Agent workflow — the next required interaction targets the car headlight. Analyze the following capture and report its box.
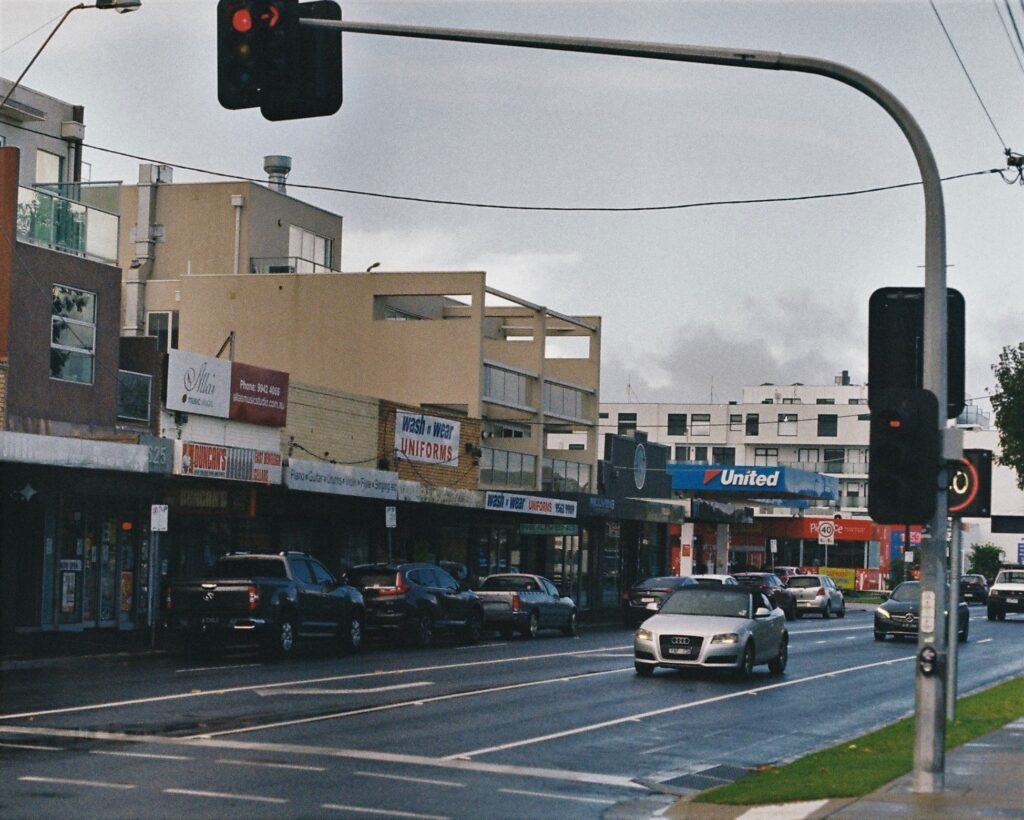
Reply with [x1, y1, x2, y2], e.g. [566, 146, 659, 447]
[711, 633, 739, 644]
[636, 627, 653, 641]
[876, 609, 891, 620]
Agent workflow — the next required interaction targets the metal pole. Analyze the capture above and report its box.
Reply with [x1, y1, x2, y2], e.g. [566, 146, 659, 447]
[314, 17, 948, 790]
[946, 519, 961, 721]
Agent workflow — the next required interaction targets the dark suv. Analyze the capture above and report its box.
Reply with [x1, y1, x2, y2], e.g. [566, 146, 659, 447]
[732, 572, 797, 621]
[348, 562, 485, 647]
[959, 574, 988, 604]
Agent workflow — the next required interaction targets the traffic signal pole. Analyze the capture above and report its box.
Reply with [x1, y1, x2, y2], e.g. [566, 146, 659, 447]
[307, 17, 951, 791]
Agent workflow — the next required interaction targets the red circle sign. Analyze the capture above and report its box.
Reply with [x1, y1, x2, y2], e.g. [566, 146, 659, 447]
[948, 456, 979, 514]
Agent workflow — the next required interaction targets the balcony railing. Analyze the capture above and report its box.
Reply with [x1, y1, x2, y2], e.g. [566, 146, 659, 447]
[250, 256, 336, 274]
[780, 460, 868, 476]
[16, 185, 119, 264]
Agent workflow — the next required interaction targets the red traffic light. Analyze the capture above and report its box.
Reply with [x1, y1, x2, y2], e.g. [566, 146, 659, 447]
[231, 8, 253, 32]
[887, 418, 902, 429]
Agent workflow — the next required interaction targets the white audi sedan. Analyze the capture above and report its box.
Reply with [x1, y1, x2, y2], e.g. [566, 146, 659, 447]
[633, 586, 788, 678]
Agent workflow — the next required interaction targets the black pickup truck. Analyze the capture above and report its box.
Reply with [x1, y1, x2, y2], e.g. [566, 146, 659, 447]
[164, 552, 365, 657]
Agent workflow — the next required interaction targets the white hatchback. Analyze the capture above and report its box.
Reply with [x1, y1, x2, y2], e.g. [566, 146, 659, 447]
[633, 586, 788, 678]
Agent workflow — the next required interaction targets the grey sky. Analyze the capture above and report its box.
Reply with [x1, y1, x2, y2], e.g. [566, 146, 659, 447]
[2, 0, 1021, 406]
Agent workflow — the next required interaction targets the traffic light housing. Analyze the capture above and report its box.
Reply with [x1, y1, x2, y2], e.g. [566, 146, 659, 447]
[868, 387, 940, 525]
[217, 0, 342, 121]
[868, 287, 965, 420]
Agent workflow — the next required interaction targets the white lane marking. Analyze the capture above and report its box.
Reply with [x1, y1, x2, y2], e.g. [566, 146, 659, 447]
[354, 771, 464, 788]
[977, 638, 993, 644]
[257, 682, 433, 697]
[191, 668, 630, 739]
[19, 775, 134, 790]
[164, 787, 287, 804]
[454, 642, 503, 650]
[0, 741, 62, 751]
[90, 750, 191, 761]
[846, 636, 858, 640]
[0, 725, 645, 791]
[448, 655, 916, 759]
[738, 799, 830, 819]
[176, 663, 263, 674]
[498, 787, 616, 805]
[217, 758, 327, 772]
[0, 645, 628, 721]
[323, 804, 448, 819]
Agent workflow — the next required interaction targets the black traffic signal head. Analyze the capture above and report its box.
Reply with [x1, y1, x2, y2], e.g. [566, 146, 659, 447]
[868, 387, 940, 525]
[217, 0, 342, 120]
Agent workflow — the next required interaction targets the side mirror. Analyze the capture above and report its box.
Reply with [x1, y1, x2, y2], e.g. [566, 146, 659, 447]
[754, 606, 772, 618]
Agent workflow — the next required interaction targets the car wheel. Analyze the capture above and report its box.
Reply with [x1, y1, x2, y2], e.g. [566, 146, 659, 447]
[339, 614, 363, 654]
[463, 610, 483, 645]
[634, 662, 654, 677]
[521, 611, 539, 639]
[562, 610, 579, 637]
[768, 635, 788, 676]
[874, 630, 886, 641]
[987, 607, 996, 621]
[823, 602, 832, 620]
[737, 642, 755, 679]
[785, 604, 796, 621]
[836, 602, 846, 619]
[409, 610, 434, 647]
[265, 614, 296, 659]
[998, 611, 1006, 622]
[958, 621, 969, 643]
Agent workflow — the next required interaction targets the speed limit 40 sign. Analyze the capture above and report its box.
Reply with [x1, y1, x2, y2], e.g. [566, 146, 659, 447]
[817, 521, 836, 545]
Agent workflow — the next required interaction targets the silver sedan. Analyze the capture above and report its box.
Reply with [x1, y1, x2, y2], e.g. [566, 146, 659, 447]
[633, 586, 788, 678]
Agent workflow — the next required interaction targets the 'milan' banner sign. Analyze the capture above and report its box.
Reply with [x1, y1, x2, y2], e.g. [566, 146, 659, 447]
[394, 410, 461, 466]
[166, 350, 288, 427]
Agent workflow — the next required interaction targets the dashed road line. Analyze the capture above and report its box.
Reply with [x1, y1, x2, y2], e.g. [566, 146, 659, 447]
[355, 771, 465, 788]
[217, 757, 327, 771]
[323, 804, 448, 819]
[164, 787, 287, 804]
[498, 787, 616, 805]
[90, 749, 191, 761]
[19, 775, 135, 790]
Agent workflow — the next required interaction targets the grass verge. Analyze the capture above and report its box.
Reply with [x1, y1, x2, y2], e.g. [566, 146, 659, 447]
[694, 675, 1024, 805]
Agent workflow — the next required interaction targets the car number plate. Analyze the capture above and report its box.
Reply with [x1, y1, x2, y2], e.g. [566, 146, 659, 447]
[640, 597, 656, 603]
[1008, 597, 1019, 604]
[667, 647, 696, 657]
[201, 616, 219, 625]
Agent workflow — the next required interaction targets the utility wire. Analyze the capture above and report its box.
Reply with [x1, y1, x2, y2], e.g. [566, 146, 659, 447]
[994, 0, 1024, 79]
[1006, 0, 1024, 65]
[930, 0, 1009, 151]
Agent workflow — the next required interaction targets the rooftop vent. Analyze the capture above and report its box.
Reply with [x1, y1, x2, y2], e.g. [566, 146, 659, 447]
[264, 155, 292, 194]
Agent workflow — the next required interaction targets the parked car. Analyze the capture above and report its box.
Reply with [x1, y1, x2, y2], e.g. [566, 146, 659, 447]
[475, 573, 578, 638]
[621, 575, 697, 627]
[690, 574, 738, 587]
[348, 562, 485, 646]
[163, 551, 365, 657]
[773, 566, 803, 584]
[732, 572, 798, 621]
[987, 565, 1024, 621]
[959, 573, 989, 604]
[787, 574, 846, 618]
[874, 581, 969, 642]
[633, 586, 788, 678]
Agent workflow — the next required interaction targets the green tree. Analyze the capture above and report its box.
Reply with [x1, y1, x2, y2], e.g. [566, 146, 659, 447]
[967, 542, 1005, 582]
[991, 342, 1024, 490]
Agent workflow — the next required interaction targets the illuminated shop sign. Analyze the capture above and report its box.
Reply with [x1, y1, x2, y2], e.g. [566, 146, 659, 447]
[485, 491, 577, 519]
[394, 409, 461, 466]
[175, 441, 282, 485]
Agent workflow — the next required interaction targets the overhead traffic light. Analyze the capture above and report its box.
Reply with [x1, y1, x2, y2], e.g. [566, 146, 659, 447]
[868, 387, 940, 525]
[217, 0, 342, 121]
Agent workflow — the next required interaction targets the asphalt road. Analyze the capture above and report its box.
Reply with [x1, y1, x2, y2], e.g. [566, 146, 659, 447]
[2, 607, 1023, 819]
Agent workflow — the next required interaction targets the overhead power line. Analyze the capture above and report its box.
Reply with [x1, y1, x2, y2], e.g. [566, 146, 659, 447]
[993, 0, 1024, 79]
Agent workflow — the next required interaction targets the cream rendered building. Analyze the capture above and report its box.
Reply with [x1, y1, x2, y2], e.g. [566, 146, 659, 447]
[118, 167, 601, 495]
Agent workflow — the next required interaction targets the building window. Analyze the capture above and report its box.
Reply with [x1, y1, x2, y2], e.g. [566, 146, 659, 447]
[729, 413, 742, 432]
[712, 446, 735, 465]
[544, 382, 587, 420]
[487, 421, 530, 439]
[568, 443, 585, 451]
[816, 398, 835, 405]
[288, 225, 333, 272]
[848, 398, 865, 405]
[823, 447, 845, 473]
[36, 149, 64, 185]
[817, 414, 838, 437]
[617, 412, 637, 436]
[782, 398, 801, 404]
[483, 365, 530, 407]
[146, 311, 179, 352]
[754, 447, 778, 467]
[674, 445, 688, 461]
[798, 447, 820, 465]
[481, 448, 537, 489]
[667, 413, 687, 435]
[692, 446, 708, 464]
[543, 457, 591, 493]
[778, 413, 798, 436]
[745, 413, 760, 436]
[117, 370, 152, 422]
[691, 413, 711, 436]
[51, 284, 96, 385]
[598, 411, 609, 419]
